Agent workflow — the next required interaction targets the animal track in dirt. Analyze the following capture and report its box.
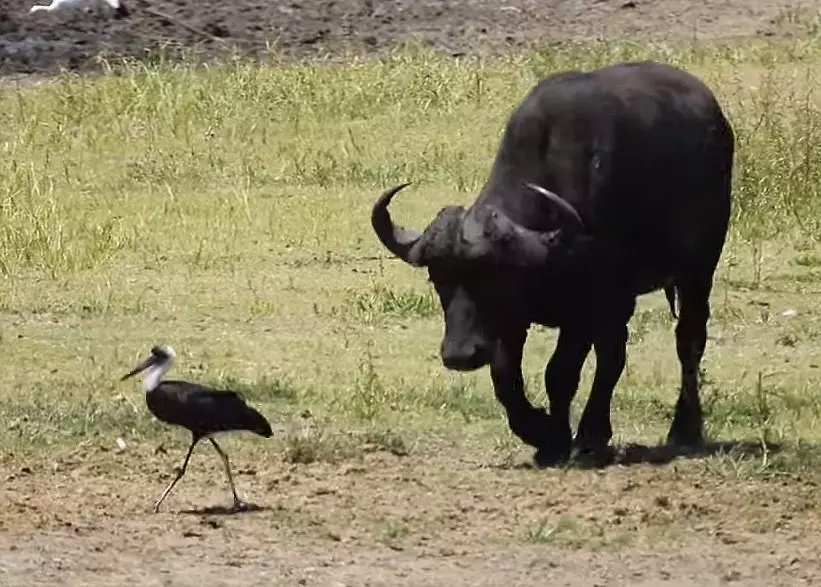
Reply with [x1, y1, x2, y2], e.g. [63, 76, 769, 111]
[0, 0, 812, 76]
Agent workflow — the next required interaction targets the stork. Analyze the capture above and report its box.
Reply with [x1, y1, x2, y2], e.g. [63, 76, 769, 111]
[29, 0, 129, 19]
[120, 344, 272, 513]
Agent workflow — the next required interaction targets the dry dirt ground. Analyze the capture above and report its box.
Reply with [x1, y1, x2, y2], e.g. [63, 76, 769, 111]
[1, 442, 821, 587]
[0, 0, 817, 75]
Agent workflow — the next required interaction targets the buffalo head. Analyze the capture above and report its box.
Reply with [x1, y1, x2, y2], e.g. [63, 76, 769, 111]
[371, 182, 585, 371]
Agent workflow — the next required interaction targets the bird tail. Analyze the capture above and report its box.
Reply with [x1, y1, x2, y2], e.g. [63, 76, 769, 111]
[242, 405, 273, 438]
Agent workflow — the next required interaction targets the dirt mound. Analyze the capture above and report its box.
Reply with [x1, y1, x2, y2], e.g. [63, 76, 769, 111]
[0, 0, 805, 76]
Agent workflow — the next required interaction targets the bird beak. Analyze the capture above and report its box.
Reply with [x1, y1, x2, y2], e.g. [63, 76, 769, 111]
[120, 355, 158, 381]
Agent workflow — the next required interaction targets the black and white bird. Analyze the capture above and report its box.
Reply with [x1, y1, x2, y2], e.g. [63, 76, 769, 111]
[29, 0, 129, 19]
[120, 344, 273, 513]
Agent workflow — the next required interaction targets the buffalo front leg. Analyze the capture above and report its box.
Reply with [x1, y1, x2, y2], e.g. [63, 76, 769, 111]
[541, 328, 593, 467]
[574, 322, 630, 463]
[490, 327, 553, 457]
[667, 279, 712, 447]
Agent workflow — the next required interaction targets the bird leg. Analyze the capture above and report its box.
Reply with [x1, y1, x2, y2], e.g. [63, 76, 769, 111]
[208, 437, 247, 512]
[153, 436, 200, 513]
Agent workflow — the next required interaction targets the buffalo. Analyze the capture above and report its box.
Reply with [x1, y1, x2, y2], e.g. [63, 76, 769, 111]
[371, 60, 734, 466]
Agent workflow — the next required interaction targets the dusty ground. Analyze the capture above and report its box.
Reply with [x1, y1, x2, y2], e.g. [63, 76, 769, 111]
[0, 0, 818, 75]
[1, 441, 820, 587]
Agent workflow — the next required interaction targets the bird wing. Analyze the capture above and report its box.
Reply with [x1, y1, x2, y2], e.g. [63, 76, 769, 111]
[152, 380, 272, 437]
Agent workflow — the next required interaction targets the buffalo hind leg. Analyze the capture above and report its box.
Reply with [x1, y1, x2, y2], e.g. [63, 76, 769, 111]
[667, 277, 713, 447]
[574, 321, 631, 464]
[539, 328, 593, 467]
[490, 327, 554, 458]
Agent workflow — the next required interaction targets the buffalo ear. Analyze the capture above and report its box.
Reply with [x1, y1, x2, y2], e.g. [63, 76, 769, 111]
[494, 225, 565, 267]
[407, 205, 468, 266]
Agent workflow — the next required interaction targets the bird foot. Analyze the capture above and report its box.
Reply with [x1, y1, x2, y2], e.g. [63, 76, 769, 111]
[233, 500, 249, 513]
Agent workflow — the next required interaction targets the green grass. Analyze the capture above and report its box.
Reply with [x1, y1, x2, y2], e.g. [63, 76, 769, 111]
[3, 38, 821, 478]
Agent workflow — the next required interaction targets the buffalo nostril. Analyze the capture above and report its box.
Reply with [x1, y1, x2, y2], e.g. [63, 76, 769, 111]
[441, 346, 489, 372]
[441, 353, 463, 369]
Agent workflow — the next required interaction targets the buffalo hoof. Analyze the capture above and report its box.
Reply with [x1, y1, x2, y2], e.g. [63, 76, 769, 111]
[570, 443, 617, 469]
[532, 444, 571, 469]
[666, 419, 704, 449]
[531, 425, 572, 469]
[508, 407, 554, 449]
[572, 431, 616, 468]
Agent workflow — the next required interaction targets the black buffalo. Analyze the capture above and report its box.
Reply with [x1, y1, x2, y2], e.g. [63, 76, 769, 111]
[371, 60, 734, 466]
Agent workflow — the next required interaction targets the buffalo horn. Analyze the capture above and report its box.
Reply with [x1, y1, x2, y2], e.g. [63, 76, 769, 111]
[524, 182, 585, 231]
[371, 182, 425, 266]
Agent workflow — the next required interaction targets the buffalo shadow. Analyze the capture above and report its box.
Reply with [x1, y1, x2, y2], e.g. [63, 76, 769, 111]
[612, 439, 782, 467]
[500, 439, 783, 471]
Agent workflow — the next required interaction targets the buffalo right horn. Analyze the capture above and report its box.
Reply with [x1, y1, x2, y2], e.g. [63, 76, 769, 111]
[524, 183, 585, 231]
[371, 182, 425, 266]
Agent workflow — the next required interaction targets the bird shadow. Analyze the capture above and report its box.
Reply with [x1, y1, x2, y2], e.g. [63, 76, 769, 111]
[178, 502, 271, 516]
[500, 439, 781, 471]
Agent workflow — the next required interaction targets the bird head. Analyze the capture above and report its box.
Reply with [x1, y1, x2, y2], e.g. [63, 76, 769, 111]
[121, 344, 177, 381]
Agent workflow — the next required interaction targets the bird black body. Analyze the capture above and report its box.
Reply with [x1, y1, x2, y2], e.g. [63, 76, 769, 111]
[121, 344, 273, 513]
[146, 381, 272, 439]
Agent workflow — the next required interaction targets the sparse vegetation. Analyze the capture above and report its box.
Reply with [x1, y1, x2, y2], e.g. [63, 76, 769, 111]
[3, 37, 821, 576]
[2, 40, 821, 464]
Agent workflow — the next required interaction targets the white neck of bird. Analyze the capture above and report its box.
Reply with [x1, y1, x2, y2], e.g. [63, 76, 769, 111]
[143, 361, 172, 392]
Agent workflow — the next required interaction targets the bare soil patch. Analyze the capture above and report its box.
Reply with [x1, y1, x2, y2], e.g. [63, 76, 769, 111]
[0, 0, 815, 76]
[1, 444, 820, 586]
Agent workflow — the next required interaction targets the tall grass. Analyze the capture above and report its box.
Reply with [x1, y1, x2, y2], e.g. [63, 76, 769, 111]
[2, 39, 821, 472]
[2, 41, 821, 275]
